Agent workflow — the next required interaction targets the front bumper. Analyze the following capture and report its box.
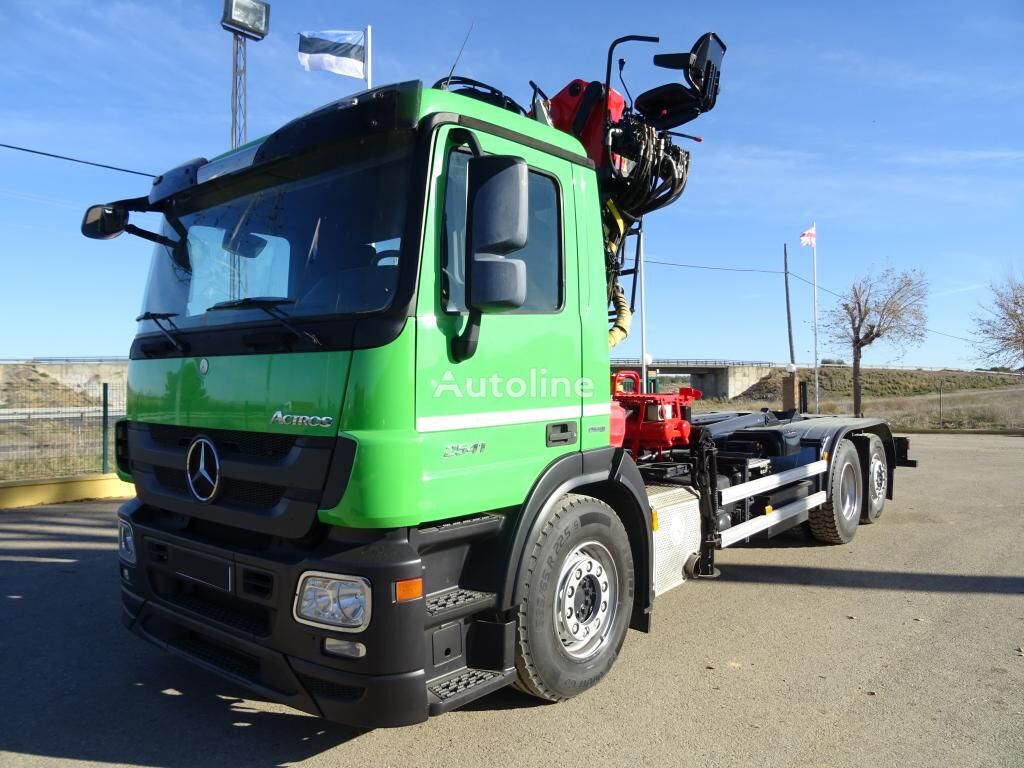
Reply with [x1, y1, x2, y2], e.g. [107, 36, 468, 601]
[118, 499, 429, 729]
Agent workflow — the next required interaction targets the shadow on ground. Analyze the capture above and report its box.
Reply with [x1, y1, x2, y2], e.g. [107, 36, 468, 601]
[0, 503, 361, 767]
[0, 502, 548, 766]
[717, 564, 1024, 594]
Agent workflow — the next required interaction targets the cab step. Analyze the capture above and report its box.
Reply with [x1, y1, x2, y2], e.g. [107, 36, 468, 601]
[413, 513, 504, 550]
[425, 587, 496, 623]
[427, 666, 516, 715]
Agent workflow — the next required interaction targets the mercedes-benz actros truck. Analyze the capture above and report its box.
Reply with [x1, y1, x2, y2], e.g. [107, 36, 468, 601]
[82, 32, 914, 728]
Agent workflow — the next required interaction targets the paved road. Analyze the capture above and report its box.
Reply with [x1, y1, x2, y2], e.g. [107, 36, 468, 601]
[1, 434, 1022, 768]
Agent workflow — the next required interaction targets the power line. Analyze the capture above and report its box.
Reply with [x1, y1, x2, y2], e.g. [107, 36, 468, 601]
[0, 143, 155, 178]
[787, 272, 974, 342]
[646, 259, 783, 275]
[647, 257, 975, 344]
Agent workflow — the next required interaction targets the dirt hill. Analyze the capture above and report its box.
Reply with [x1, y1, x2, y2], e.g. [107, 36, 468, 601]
[736, 366, 1023, 402]
[0, 365, 101, 409]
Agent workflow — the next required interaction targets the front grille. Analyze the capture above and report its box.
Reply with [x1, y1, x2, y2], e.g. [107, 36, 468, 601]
[130, 421, 343, 540]
[157, 580, 273, 636]
[154, 466, 188, 491]
[152, 467, 285, 510]
[148, 424, 296, 460]
[220, 478, 285, 509]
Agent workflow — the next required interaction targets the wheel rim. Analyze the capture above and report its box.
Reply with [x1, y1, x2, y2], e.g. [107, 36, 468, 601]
[553, 541, 618, 660]
[870, 455, 887, 501]
[839, 461, 861, 521]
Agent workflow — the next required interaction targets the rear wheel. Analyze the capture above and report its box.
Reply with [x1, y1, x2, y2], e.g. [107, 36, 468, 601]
[808, 439, 862, 544]
[856, 434, 887, 523]
[513, 493, 634, 701]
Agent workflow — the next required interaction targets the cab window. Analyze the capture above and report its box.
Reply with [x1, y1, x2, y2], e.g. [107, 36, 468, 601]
[441, 150, 563, 313]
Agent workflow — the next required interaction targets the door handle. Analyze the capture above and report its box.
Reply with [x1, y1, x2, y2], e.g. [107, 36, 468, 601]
[546, 421, 577, 447]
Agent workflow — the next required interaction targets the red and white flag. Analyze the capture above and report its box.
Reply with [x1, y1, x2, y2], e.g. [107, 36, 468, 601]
[800, 223, 816, 248]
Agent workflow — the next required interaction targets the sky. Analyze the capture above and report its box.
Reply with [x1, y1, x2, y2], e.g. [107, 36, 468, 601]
[1, 0, 1022, 366]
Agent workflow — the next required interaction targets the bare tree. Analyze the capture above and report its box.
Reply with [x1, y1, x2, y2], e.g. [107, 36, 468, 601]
[972, 277, 1024, 370]
[828, 268, 929, 416]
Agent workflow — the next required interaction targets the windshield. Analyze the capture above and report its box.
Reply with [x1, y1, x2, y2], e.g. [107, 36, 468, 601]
[138, 132, 413, 335]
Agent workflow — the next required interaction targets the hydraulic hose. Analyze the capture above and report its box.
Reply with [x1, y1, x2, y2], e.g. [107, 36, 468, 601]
[608, 281, 631, 348]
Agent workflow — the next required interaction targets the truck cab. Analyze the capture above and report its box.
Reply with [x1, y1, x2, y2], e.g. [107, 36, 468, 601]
[100, 83, 626, 727]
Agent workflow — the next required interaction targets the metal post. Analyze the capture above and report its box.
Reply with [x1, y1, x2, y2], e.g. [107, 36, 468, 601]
[812, 238, 820, 414]
[938, 381, 942, 427]
[783, 243, 796, 365]
[365, 25, 372, 90]
[101, 383, 109, 474]
[637, 222, 648, 393]
[231, 33, 247, 149]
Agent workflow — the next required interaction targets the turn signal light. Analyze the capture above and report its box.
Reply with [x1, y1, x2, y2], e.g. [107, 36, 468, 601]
[394, 577, 423, 603]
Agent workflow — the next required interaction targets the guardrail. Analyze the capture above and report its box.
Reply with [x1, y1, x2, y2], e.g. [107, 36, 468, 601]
[611, 359, 1023, 375]
[611, 359, 777, 368]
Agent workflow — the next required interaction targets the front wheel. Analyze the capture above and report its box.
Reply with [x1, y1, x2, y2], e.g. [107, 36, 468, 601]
[513, 493, 634, 701]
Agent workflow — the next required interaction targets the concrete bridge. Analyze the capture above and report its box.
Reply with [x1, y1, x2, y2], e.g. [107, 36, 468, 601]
[611, 358, 776, 400]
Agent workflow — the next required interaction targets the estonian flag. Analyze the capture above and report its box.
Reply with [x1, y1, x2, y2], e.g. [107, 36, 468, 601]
[297, 30, 366, 79]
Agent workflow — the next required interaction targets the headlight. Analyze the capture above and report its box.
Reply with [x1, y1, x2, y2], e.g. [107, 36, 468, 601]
[118, 520, 136, 564]
[293, 572, 371, 632]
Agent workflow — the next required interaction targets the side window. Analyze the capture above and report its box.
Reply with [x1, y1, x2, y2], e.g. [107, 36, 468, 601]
[441, 150, 562, 314]
[441, 151, 470, 312]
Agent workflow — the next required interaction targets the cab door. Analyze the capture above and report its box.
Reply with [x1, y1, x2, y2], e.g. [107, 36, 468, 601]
[414, 124, 583, 521]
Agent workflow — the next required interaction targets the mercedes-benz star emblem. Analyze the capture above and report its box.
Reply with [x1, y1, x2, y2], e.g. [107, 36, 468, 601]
[185, 436, 221, 504]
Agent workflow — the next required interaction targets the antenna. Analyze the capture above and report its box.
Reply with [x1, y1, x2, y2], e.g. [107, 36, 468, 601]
[442, 23, 474, 90]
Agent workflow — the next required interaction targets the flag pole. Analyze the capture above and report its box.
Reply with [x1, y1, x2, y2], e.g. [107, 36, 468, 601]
[812, 223, 820, 414]
[365, 25, 372, 89]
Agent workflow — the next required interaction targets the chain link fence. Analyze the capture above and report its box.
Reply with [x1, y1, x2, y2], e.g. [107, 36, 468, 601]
[0, 361, 128, 482]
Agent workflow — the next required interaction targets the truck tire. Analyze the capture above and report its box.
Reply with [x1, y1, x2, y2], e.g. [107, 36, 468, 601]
[808, 439, 862, 544]
[855, 434, 887, 524]
[513, 493, 634, 701]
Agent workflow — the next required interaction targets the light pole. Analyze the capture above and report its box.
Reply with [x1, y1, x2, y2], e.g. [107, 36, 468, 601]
[221, 0, 271, 149]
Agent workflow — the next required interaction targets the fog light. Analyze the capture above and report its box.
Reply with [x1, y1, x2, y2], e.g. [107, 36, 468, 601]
[324, 638, 367, 658]
[294, 572, 371, 632]
[118, 520, 136, 564]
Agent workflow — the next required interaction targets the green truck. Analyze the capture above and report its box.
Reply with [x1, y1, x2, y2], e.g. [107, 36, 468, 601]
[82, 33, 914, 728]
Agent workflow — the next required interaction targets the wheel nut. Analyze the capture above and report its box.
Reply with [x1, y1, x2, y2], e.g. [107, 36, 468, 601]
[573, 623, 579, 633]
[586, 562, 593, 572]
[596, 566, 602, 576]
[601, 601, 607, 612]
[567, 586, 574, 597]
[576, 569, 582, 579]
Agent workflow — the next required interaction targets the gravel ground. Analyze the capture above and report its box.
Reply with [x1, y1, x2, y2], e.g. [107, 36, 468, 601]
[1, 433, 1021, 768]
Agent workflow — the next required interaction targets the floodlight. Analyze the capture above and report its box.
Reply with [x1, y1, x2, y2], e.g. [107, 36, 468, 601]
[221, 0, 270, 41]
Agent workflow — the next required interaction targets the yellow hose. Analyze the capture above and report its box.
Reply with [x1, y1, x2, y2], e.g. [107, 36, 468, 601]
[608, 282, 631, 348]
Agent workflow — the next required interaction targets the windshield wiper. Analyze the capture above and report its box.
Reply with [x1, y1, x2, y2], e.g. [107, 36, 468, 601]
[206, 297, 322, 346]
[136, 311, 186, 352]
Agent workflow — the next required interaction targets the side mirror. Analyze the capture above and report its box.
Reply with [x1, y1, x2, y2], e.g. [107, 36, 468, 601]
[452, 154, 529, 362]
[81, 204, 128, 240]
[466, 154, 528, 312]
